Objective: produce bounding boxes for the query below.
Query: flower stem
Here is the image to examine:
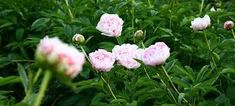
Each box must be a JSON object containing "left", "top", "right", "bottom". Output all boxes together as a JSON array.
[
  {"left": 231, "top": 29, "right": 235, "bottom": 39},
  {"left": 33, "top": 70, "right": 52, "bottom": 106},
  {"left": 143, "top": 67, "right": 151, "bottom": 80},
  {"left": 147, "top": 0, "right": 152, "bottom": 8},
  {"left": 80, "top": 45, "right": 91, "bottom": 63},
  {"left": 203, "top": 31, "right": 217, "bottom": 70},
  {"left": 100, "top": 75, "right": 117, "bottom": 100},
  {"left": 160, "top": 65, "right": 190, "bottom": 105},
  {"left": 156, "top": 73, "right": 177, "bottom": 104},
  {"left": 199, "top": 0, "right": 204, "bottom": 15},
  {"left": 64, "top": 0, "right": 74, "bottom": 19},
  {"left": 131, "top": 0, "right": 135, "bottom": 35},
  {"left": 33, "top": 68, "right": 42, "bottom": 84}
]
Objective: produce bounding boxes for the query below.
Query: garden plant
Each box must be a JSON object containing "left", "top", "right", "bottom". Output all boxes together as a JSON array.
[{"left": 0, "top": 0, "right": 235, "bottom": 106}]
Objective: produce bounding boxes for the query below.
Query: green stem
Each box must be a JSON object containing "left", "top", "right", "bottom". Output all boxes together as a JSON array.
[
  {"left": 157, "top": 73, "right": 177, "bottom": 104},
  {"left": 144, "top": 67, "right": 151, "bottom": 80},
  {"left": 231, "top": 29, "right": 235, "bottom": 39},
  {"left": 161, "top": 65, "right": 190, "bottom": 105},
  {"left": 147, "top": 0, "right": 152, "bottom": 8},
  {"left": 33, "top": 70, "right": 52, "bottom": 106},
  {"left": 80, "top": 45, "right": 91, "bottom": 63},
  {"left": 64, "top": 0, "right": 74, "bottom": 19},
  {"left": 100, "top": 75, "right": 117, "bottom": 100},
  {"left": 141, "top": 41, "right": 145, "bottom": 48},
  {"left": 131, "top": 0, "right": 135, "bottom": 35},
  {"left": 33, "top": 68, "right": 42, "bottom": 84},
  {"left": 199, "top": 0, "right": 204, "bottom": 15},
  {"left": 203, "top": 31, "right": 217, "bottom": 70}
]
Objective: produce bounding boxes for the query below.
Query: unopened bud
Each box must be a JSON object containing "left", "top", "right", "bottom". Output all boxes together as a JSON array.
[
  {"left": 72, "top": 34, "right": 85, "bottom": 45},
  {"left": 134, "top": 30, "right": 144, "bottom": 43},
  {"left": 224, "top": 21, "right": 234, "bottom": 30}
]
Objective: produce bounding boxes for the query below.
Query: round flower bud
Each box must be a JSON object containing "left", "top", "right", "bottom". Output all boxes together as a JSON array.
[
  {"left": 224, "top": 21, "right": 234, "bottom": 30},
  {"left": 134, "top": 30, "right": 144, "bottom": 43},
  {"left": 72, "top": 34, "right": 85, "bottom": 45}
]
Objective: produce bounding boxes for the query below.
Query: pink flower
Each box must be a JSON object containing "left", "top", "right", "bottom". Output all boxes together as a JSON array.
[
  {"left": 190, "top": 15, "right": 211, "bottom": 31},
  {"left": 36, "top": 37, "right": 85, "bottom": 78},
  {"left": 96, "top": 13, "right": 124, "bottom": 37},
  {"left": 118, "top": 58, "right": 141, "bottom": 69},
  {"left": 112, "top": 44, "right": 141, "bottom": 69},
  {"left": 89, "top": 49, "right": 115, "bottom": 72},
  {"left": 141, "top": 42, "right": 170, "bottom": 66}
]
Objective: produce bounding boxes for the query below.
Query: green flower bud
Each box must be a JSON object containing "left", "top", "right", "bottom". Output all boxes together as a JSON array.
[
  {"left": 134, "top": 30, "right": 144, "bottom": 43},
  {"left": 72, "top": 34, "right": 85, "bottom": 45}
]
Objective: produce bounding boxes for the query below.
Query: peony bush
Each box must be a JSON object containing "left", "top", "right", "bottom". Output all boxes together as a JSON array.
[{"left": 0, "top": 0, "right": 235, "bottom": 106}]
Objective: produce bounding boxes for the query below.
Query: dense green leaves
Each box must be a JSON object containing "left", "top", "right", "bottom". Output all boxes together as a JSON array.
[{"left": 1, "top": 0, "right": 235, "bottom": 105}]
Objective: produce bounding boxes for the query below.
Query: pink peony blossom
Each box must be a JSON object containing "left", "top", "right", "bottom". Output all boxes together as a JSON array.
[
  {"left": 141, "top": 42, "right": 170, "bottom": 66},
  {"left": 96, "top": 13, "right": 124, "bottom": 37},
  {"left": 112, "top": 44, "right": 141, "bottom": 69},
  {"left": 89, "top": 49, "right": 115, "bottom": 72},
  {"left": 118, "top": 58, "right": 141, "bottom": 69},
  {"left": 36, "top": 37, "right": 85, "bottom": 78},
  {"left": 190, "top": 15, "right": 211, "bottom": 31}
]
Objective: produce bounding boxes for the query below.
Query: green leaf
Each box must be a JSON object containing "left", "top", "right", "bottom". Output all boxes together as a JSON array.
[
  {"left": 0, "top": 76, "right": 21, "bottom": 86},
  {"left": 31, "top": 18, "right": 50, "bottom": 31},
  {"left": 17, "top": 63, "right": 29, "bottom": 92},
  {"left": 196, "top": 65, "right": 209, "bottom": 82}
]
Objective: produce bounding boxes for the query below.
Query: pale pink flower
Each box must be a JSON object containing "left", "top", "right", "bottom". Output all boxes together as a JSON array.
[
  {"left": 112, "top": 44, "right": 141, "bottom": 69},
  {"left": 190, "top": 15, "right": 211, "bottom": 31},
  {"left": 36, "top": 37, "right": 85, "bottom": 78},
  {"left": 96, "top": 13, "right": 124, "bottom": 37},
  {"left": 118, "top": 58, "right": 141, "bottom": 69},
  {"left": 141, "top": 42, "right": 170, "bottom": 66},
  {"left": 89, "top": 49, "right": 115, "bottom": 72}
]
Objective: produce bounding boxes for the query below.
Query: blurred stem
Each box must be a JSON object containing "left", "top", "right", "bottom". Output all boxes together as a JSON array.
[
  {"left": 131, "top": 0, "right": 135, "bottom": 35},
  {"left": 33, "top": 70, "right": 52, "bottom": 106},
  {"left": 100, "top": 75, "right": 117, "bottom": 100},
  {"left": 231, "top": 29, "right": 235, "bottom": 39},
  {"left": 143, "top": 67, "right": 151, "bottom": 80},
  {"left": 33, "top": 68, "right": 42, "bottom": 84},
  {"left": 160, "top": 65, "right": 190, "bottom": 105},
  {"left": 11, "top": 59, "right": 34, "bottom": 63},
  {"left": 141, "top": 41, "right": 145, "bottom": 48},
  {"left": 79, "top": 45, "right": 91, "bottom": 63},
  {"left": 156, "top": 73, "right": 177, "bottom": 104},
  {"left": 203, "top": 31, "right": 217, "bottom": 70},
  {"left": 147, "top": 0, "right": 152, "bottom": 8},
  {"left": 199, "top": 0, "right": 204, "bottom": 15},
  {"left": 64, "top": 0, "right": 74, "bottom": 19}
]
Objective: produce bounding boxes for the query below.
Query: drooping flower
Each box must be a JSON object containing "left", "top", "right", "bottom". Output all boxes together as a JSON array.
[
  {"left": 224, "top": 20, "right": 234, "bottom": 30},
  {"left": 141, "top": 42, "right": 170, "bottom": 66},
  {"left": 89, "top": 49, "right": 115, "bottom": 72},
  {"left": 35, "top": 37, "right": 85, "bottom": 78},
  {"left": 96, "top": 13, "right": 124, "bottom": 37},
  {"left": 190, "top": 15, "right": 211, "bottom": 31},
  {"left": 112, "top": 44, "right": 141, "bottom": 69}
]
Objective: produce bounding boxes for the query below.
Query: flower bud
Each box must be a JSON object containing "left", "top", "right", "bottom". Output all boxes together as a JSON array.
[
  {"left": 134, "top": 30, "right": 144, "bottom": 43},
  {"left": 72, "top": 34, "right": 85, "bottom": 45},
  {"left": 224, "top": 21, "right": 234, "bottom": 30}
]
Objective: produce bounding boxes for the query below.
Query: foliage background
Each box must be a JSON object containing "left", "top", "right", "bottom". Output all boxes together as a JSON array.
[{"left": 0, "top": 0, "right": 235, "bottom": 106}]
